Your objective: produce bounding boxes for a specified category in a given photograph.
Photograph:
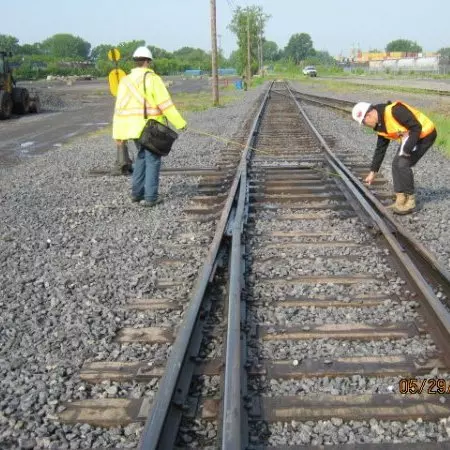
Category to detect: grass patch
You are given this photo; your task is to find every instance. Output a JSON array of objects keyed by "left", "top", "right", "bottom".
[
  {"left": 171, "top": 87, "right": 241, "bottom": 114},
  {"left": 426, "top": 111, "right": 450, "bottom": 157}
]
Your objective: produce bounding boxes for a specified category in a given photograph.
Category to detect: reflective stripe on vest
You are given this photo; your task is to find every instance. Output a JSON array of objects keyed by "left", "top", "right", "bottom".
[
  {"left": 112, "top": 69, "right": 166, "bottom": 140},
  {"left": 377, "top": 101, "right": 435, "bottom": 141},
  {"left": 115, "top": 73, "right": 162, "bottom": 116}
]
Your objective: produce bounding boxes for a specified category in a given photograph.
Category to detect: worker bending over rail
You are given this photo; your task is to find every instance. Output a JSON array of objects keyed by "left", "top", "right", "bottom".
[{"left": 352, "top": 101, "right": 437, "bottom": 215}]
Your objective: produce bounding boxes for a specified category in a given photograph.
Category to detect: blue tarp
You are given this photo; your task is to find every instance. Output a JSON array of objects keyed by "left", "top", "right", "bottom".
[
  {"left": 184, "top": 69, "right": 203, "bottom": 76},
  {"left": 218, "top": 68, "right": 237, "bottom": 75},
  {"left": 184, "top": 68, "right": 237, "bottom": 76}
]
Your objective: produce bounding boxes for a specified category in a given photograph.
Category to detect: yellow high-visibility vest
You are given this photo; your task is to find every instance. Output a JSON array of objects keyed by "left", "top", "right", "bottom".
[
  {"left": 377, "top": 101, "right": 435, "bottom": 141},
  {"left": 112, "top": 67, "right": 186, "bottom": 140}
]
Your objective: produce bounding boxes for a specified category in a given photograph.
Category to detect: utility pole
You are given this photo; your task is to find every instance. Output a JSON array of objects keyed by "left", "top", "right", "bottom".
[
  {"left": 258, "top": 13, "right": 263, "bottom": 76},
  {"left": 247, "top": 10, "right": 251, "bottom": 86},
  {"left": 218, "top": 33, "right": 222, "bottom": 67},
  {"left": 210, "top": 0, "right": 219, "bottom": 105}
]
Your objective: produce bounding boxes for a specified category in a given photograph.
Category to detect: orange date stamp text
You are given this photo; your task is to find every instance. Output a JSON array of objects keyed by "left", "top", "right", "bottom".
[{"left": 398, "top": 378, "right": 450, "bottom": 394}]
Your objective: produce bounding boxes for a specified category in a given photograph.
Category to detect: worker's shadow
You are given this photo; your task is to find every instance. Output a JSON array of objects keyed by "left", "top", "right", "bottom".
[{"left": 417, "top": 187, "right": 450, "bottom": 204}]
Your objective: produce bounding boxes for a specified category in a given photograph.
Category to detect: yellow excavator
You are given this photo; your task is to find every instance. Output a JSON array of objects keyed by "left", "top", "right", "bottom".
[{"left": 0, "top": 51, "right": 40, "bottom": 119}]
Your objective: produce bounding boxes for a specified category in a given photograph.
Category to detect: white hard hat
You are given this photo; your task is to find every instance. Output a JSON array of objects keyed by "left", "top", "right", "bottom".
[
  {"left": 352, "top": 102, "right": 372, "bottom": 124},
  {"left": 133, "top": 46, "right": 153, "bottom": 60}
]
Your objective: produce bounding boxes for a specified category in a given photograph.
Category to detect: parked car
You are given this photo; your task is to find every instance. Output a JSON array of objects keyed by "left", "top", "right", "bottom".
[{"left": 302, "top": 66, "right": 317, "bottom": 77}]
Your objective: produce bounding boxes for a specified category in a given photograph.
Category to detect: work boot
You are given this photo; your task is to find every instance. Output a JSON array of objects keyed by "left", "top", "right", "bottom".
[
  {"left": 140, "top": 198, "right": 164, "bottom": 207},
  {"left": 387, "top": 193, "right": 407, "bottom": 209},
  {"left": 392, "top": 194, "right": 416, "bottom": 215}
]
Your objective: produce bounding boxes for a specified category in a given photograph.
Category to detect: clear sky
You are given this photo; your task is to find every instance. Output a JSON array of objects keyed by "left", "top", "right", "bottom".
[{"left": 2, "top": 0, "right": 448, "bottom": 57}]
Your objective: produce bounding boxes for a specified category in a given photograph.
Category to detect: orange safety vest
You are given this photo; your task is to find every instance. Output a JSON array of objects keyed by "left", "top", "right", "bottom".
[
  {"left": 112, "top": 67, "right": 186, "bottom": 140},
  {"left": 377, "top": 101, "right": 435, "bottom": 141}
]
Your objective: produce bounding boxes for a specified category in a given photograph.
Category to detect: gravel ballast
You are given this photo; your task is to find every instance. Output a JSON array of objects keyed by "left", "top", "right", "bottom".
[
  {"left": 1, "top": 79, "right": 449, "bottom": 448},
  {"left": 0, "top": 86, "right": 263, "bottom": 449}
]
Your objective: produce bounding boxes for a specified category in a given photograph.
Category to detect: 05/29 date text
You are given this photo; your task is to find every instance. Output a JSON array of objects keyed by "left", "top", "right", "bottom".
[{"left": 399, "top": 378, "right": 450, "bottom": 394}]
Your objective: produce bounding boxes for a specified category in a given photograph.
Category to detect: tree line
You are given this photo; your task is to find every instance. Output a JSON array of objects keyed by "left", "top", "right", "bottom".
[
  {"left": 0, "top": 26, "right": 335, "bottom": 80},
  {"left": 0, "top": 33, "right": 224, "bottom": 79}
]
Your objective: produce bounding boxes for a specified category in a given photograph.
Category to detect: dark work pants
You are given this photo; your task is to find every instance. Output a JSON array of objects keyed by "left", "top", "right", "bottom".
[{"left": 392, "top": 129, "right": 437, "bottom": 194}]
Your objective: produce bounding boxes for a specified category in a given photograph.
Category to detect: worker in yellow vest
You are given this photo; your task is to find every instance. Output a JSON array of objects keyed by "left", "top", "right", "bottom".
[
  {"left": 112, "top": 46, "right": 186, "bottom": 207},
  {"left": 352, "top": 101, "right": 437, "bottom": 215}
]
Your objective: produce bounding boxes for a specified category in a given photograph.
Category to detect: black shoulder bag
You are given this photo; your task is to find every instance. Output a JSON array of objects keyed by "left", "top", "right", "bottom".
[{"left": 137, "top": 72, "right": 178, "bottom": 157}]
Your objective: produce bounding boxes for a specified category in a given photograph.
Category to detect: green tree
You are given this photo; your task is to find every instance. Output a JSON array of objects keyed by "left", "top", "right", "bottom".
[
  {"left": 228, "top": 5, "right": 270, "bottom": 75},
  {"left": 284, "top": 33, "right": 315, "bottom": 63},
  {"left": 438, "top": 47, "right": 450, "bottom": 58},
  {"left": 41, "top": 33, "right": 91, "bottom": 58},
  {"left": 173, "top": 47, "right": 210, "bottom": 70},
  {"left": 228, "top": 50, "right": 240, "bottom": 68},
  {"left": 263, "top": 40, "right": 280, "bottom": 61},
  {"left": 154, "top": 58, "right": 184, "bottom": 75},
  {"left": 18, "top": 43, "right": 43, "bottom": 55},
  {"left": 386, "top": 39, "right": 422, "bottom": 53},
  {"left": 90, "top": 44, "right": 114, "bottom": 61},
  {"left": 173, "top": 47, "right": 207, "bottom": 60},
  {"left": 0, "top": 34, "right": 19, "bottom": 53},
  {"left": 117, "top": 40, "right": 146, "bottom": 61},
  {"left": 149, "top": 46, "right": 173, "bottom": 59},
  {"left": 306, "top": 50, "right": 336, "bottom": 65}
]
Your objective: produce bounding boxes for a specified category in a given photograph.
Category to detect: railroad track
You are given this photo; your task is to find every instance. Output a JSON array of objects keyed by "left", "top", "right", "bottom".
[
  {"left": 58, "top": 81, "right": 450, "bottom": 449},
  {"left": 289, "top": 89, "right": 354, "bottom": 114}
]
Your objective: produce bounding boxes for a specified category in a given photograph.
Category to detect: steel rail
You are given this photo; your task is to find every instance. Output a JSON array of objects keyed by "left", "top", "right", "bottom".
[
  {"left": 220, "top": 83, "right": 272, "bottom": 450},
  {"left": 286, "top": 83, "right": 450, "bottom": 363},
  {"left": 221, "top": 164, "right": 246, "bottom": 450},
  {"left": 138, "top": 82, "right": 273, "bottom": 450},
  {"left": 272, "top": 88, "right": 352, "bottom": 114},
  {"left": 292, "top": 90, "right": 354, "bottom": 112}
]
